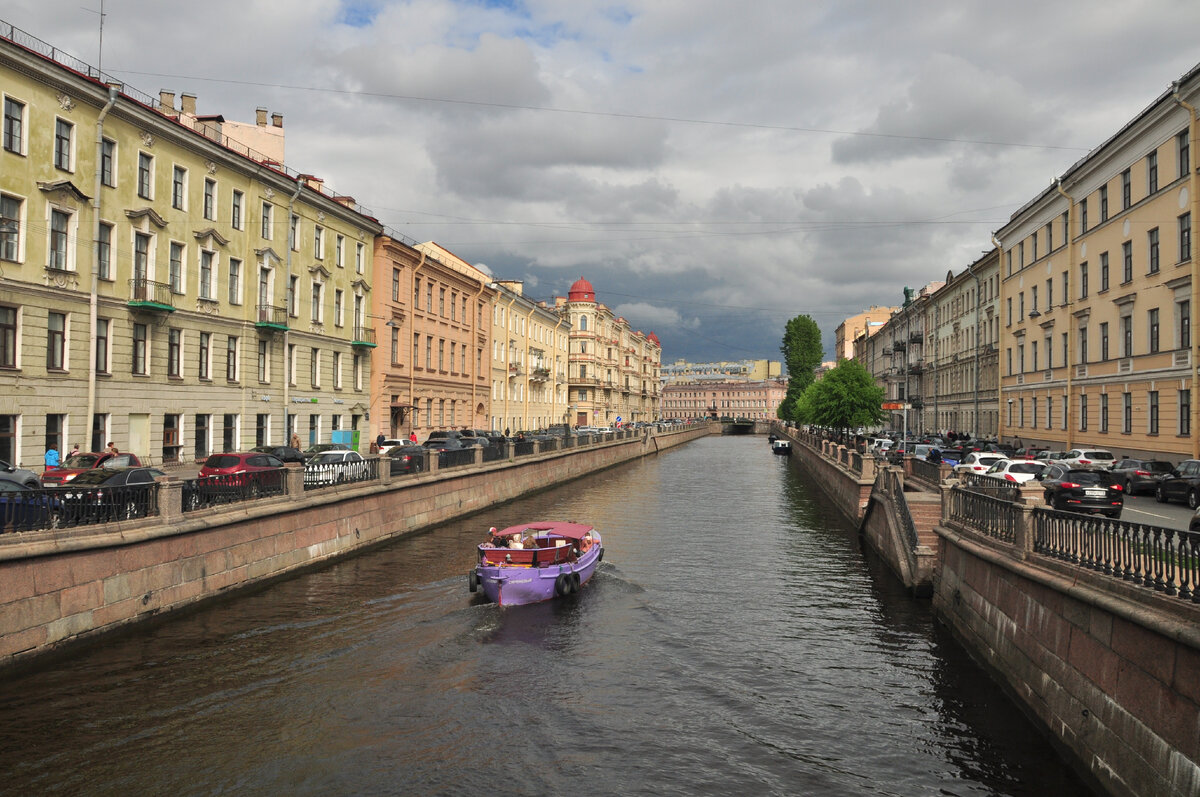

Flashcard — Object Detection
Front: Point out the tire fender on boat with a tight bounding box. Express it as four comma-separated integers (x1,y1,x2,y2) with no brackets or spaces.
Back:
468,570,479,593
597,546,604,562
554,573,572,597
570,572,581,593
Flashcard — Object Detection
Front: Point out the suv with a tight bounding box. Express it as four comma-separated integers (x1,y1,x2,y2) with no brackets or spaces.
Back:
1057,448,1117,469
1110,458,1173,496
422,430,480,451
199,452,285,480
42,451,143,486
1155,460,1200,508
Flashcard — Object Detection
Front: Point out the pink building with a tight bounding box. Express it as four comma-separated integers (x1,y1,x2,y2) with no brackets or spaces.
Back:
661,379,787,420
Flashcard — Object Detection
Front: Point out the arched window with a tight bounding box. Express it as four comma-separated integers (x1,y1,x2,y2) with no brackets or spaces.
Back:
579,315,588,331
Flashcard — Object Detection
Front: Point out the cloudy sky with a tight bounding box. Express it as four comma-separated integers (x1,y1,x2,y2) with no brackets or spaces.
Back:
10,1,1200,363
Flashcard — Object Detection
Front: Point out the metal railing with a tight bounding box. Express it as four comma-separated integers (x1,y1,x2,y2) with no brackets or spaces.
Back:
957,472,1022,503
910,457,942,485
303,457,378,490
183,469,287,510
388,452,426,476
438,449,476,469
1034,510,1200,601
0,484,159,531
879,468,919,551
949,485,1018,543
129,278,174,307
514,441,536,457
481,444,507,463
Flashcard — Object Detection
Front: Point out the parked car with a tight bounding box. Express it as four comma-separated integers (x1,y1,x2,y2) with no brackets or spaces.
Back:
983,459,1046,483
0,480,63,531
1033,450,1068,464
58,466,166,523
387,445,427,475
198,453,286,496
250,445,308,464
1039,464,1124,518
1057,448,1117,470
1109,459,1174,496
41,452,143,487
303,443,350,457
421,430,480,451
1154,460,1200,508
305,450,369,485
952,452,1006,475
374,439,409,456
0,459,41,488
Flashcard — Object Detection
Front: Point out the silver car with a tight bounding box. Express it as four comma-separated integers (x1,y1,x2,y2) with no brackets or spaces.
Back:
0,459,41,488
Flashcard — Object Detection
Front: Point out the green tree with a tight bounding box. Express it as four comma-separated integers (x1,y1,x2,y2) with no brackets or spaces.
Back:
799,358,884,434
779,315,823,418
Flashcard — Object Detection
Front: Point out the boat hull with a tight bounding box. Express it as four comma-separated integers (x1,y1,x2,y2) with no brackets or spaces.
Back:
475,532,603,606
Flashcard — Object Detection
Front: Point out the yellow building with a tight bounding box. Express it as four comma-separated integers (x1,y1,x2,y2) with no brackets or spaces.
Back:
0,24,381,466
836,306,897,363
997,64,1200,458
489,281,570,433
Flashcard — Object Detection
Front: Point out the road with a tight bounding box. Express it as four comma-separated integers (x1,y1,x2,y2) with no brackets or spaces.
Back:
1119,491,1196,530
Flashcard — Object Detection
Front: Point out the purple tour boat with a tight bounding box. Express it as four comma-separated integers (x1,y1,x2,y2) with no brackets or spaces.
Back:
468,522,604,606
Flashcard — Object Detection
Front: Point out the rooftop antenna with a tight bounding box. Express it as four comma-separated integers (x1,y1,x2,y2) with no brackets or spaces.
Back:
81,0,107,76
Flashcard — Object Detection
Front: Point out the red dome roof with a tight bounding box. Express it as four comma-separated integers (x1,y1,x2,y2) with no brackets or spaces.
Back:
568,276,595,302
647,332,660,346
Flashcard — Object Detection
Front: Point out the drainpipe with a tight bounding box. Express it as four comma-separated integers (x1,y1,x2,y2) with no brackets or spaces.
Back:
470,277,486,429
1174,85,1200,459
408,249,427,434
87,85,119,452
282,176,302,444
969,257,983,438
524,303,537,431
1054,178,1076,450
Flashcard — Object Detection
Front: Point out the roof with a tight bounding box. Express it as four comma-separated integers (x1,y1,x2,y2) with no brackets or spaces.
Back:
568,277,596,302
492,522,595,540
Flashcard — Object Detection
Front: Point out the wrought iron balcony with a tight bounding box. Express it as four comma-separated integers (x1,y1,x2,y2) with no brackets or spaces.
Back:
128,278,175,313
351,326,376,348
255,304,288,331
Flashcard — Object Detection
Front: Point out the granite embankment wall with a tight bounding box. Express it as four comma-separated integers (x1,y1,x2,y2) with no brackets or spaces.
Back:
0,424,711,668
784,427,1200,797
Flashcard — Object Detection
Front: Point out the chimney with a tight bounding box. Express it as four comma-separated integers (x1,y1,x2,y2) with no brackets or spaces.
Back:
180,93,197,116
256,107,268,126
158,89,175,112
271,112,284,128
332,196,356,208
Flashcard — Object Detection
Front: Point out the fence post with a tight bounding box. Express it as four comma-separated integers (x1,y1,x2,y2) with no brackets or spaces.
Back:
860,454,876,481
1012,483,1044,555
940,481,955,524
378,456,392,485
156,476,181,524
532,441,541,456
505,442,516,460
285,462,304,495
425,449,438,473
474,447,484,467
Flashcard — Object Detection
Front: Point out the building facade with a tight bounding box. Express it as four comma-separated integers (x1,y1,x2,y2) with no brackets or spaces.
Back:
997,67,1200,458
661,358,781,384
835,306,897,362
489,280,570,433
661,379,786,420
556,277,662,427
0,26,380,468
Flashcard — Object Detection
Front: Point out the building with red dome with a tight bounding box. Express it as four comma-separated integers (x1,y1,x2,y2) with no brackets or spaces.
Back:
555,278,662,426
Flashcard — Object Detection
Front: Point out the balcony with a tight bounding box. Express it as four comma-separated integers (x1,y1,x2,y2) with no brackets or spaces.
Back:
351,326,376,348
529,366,550,382
908,361,925,375
909,331,923,344
892,340,907,351
508,363,524,378
255,304,288,332
128,278,175,313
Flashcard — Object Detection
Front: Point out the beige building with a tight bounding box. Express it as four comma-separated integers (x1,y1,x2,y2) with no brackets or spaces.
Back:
0,24,381,467
555,277,662,426
997,64,1200,458
836,306,897,363
488,281,570,433
662,379,786,420
661,358,781,383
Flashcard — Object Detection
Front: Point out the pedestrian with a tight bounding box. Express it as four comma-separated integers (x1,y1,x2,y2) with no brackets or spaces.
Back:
376,432,386,449
69,443,80,458
106,441,118,455
290,432,300,449
408,430,418,444
504,427,510,437
44,444,60,471
369,440,379,455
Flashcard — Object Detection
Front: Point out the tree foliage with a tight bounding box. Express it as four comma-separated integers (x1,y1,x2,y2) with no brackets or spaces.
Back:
793,358,884,432
779,315,823,418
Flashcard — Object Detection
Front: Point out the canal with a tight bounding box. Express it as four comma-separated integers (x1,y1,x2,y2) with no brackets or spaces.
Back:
0,436,1094,796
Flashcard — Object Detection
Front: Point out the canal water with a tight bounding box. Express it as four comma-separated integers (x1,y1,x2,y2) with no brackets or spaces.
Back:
0,436,1094,796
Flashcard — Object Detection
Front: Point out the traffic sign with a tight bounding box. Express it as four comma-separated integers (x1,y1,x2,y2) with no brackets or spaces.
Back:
881,402,909,410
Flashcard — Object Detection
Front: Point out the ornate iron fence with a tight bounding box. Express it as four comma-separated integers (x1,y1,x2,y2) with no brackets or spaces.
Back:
482,444,507,463
957,472,1022,503
910,458,942,485
0,484,160,531
513,441,536,457
304,457,378,490
1034,510,1200,601
949,485,1018,543
438,449,476,469
183,469,286,511
878,468,919,551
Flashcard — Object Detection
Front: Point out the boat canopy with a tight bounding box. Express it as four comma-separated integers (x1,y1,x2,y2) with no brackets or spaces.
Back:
492,522,595,541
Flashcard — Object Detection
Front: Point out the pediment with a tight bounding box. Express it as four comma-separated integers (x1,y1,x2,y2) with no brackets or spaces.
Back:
255,247,283,265
351,278,370,292
125,207,168,229
308,264,332,278
37,179,90,203
193,228,230,247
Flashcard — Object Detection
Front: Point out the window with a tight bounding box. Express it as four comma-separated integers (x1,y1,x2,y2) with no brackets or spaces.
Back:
172,165,186,209
335,234,344,268
333,351,342,389
169,242,184,294
1181,212,1192,262
1018,241,1025,268
1148,150,1159,193
2,98,24,153
310,347,320,388
132,234,149,283
95,317,109,374
391,327,399,364
199,251,214,300
258,340,269,382
426,283,432,311
138,152,153,199
334,289,344,327
1030,286,1038,313
438,339,445,370
223,414,237,453
1179,130,1190,179
1121,316,1133,357
1079,394,1088,432
1100,322,1109,361
1046,397,1053,430
47,312,66,370
1149,308,1160,353
287,344,296,385
226,336,239,381
101,138,115,186
310,282,323,323
203,178,216,220
195,414,211,460
1180,300,1191,349
232,190,243,229
1100,394,1108,433
1122,393,1132,434
228,258,242,305
314,225,324,259
1148,227,1160,273
1121,168,1131,209
425,336,432,369
439,287,446,316
1149,390,1159,435
1099,252,1109,291
168,328,181,378
289,214,298,251
1099,185,1108,223
1031,340,1039,371
48,208,71,271
98,222,112,280
261,202,273,239
133,323,147,374
287,275,298,316
1181,390,1191,436
1078,326,1087,363
1080,197,1088,233
1018,292,1024,319
450,291,457,321
199,332,210,379
392,268,400,301
353,353,363,390
355,242,364,273
0,194,19,262
1079,262,1088,298
1122,241,1133,283
54,119,73,171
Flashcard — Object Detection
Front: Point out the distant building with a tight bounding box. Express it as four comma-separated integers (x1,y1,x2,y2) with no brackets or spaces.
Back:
836,306,897,363
661,358,781,384
489,280,570,433
661,379,787,420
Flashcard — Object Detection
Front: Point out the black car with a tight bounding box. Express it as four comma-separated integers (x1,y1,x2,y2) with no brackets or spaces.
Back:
56,466,167,523
1109,459,1173,496
0,480,62,531
388,446,427,475
421,430,481,451
1039,465,1124,518
251,445,308,464
1155,460,1200,508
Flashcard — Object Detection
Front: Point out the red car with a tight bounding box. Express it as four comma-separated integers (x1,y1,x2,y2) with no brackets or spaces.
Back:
198,452,285,478
41,452,143,486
